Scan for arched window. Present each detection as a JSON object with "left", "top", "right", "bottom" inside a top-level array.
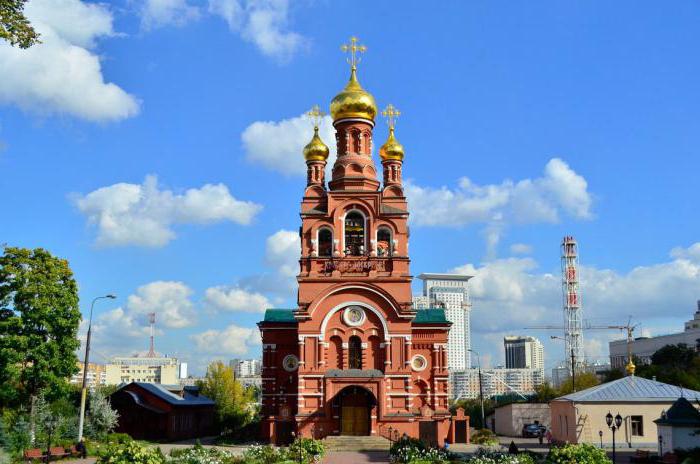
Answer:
[
  {"left": 377, "top": 227, "right": 392, "bottom": 257},
  {"left": 348, "top": 336, "right": 362, "bottom": 369},
  {"left": 318, "top": 228, "right": 333, "bottom": 257},
  {"left": 352, "top": 129, "right": 361, "bottom": 153},
  {"left": 344, "top": 211, "right": 365, "bottom": 256}
]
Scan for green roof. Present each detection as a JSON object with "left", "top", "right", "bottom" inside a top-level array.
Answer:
[
  {"left": 413, "top": 308, "right": 449, "bottom": 324},
  {"left": 262, "top": 309, "right": 297, "bottom": 323}
]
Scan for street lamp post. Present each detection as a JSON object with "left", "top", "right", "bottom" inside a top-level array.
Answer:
[
  {"left": 77, "top": 294, "right": 116, "bottom": 442},
  {"left": 468, "top": 349, "right": 485, "bottom": 429},
  {"left": 605, "top": 411, "right": 623, "bottom": 464},
  {"left": 598, "top": 430, "right": 603, "bottom": 448}
]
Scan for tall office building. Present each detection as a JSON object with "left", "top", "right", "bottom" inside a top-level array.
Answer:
[
  {"left": 413, "top": 273, "right": 473, "bottom": 370},
  {"left": 229, "top": 358, "right": 262, "bottom": 378},
  {"left": 504, "top": 336, "right": 544, "bottom": 371}
]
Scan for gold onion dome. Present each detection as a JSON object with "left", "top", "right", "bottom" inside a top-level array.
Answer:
[
  {"left": 330, "top": 67, "right": 377, "bottom": 122},
  {"left": 380, "top": 127, "right": 404, "bottom": 161},
  {"left": 303, "top": 126, "right": 330, "bottom": 161}
]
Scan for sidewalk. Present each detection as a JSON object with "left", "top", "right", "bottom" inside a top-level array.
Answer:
[{"left": 321, "top": 451, "right": 390, "bottom": 463}]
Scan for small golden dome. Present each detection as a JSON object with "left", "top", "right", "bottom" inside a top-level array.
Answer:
[
  {"left": 380, "top": 127, "right": 404, "bottom": 161},
  {"left": 303, "top": 126, "right": 330, "bottom": 161},
  {"left": 625, "top": 359, "right": 636, "bottom": 376},
  {"left": 330, "top": 68, "right": 377, "bottom": 122}
]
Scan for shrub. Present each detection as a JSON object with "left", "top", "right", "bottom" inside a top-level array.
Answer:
[
  {"left": 470, "top": 429, "right": 499, "bottom": 446},
  {"left": 287, "top": 437, "right": 325, "bottom": 463},
  {"left": 96, "top": 440, "right": 165, "bottom": 464},
  {"left": 167, "top": 444, "right": 243, "bottom": 464},
  {"left": 243, "top": 444, "right": 287, "bottom": 464},
  {"left": 389, "top": 436, "right": 453, "bottom": 463},
  {"left": 468, "top": 449, "right": 535, "bottom": 464},
  {"left": 547, "top": 443, "right": 611, "bottom": 464},
  {"left": 103, "top": 433, "right": 134, "bottom": 444}
]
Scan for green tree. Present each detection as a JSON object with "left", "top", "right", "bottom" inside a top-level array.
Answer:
[
  {"left": 557, "top": 371, "right": 600, "bottom": 395},
  {"left": 85, "top": 390, "right": 119, "bottom": 440},
  {"left": 534, "top": 381, "right": 558, "bottom": 402},
  {"left": 636, "top": 343, "right": 700, "bottom": 390},
  {"left": 0, "top": 247, "right": 81, "bottom": 436},
  {"left": 0, "top": 0, "right": 39, "bottom": 48},
  {"left": 198, "top": 361, "right": 256, "bottom": 434}
]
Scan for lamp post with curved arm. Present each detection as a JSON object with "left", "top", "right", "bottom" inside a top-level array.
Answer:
[
  {"left": 77, "top": 294, "right": 116, "bottom": 442},
  {"left": 468, "top": 349, "right": 485, "bottom": 428},
  {"left": 606, "top": 411, "right": 623, "bottom": 463}
]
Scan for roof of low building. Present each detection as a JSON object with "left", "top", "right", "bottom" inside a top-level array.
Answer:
[
  {"left": 262, "top": 308, "right": 297, "bottom": 323},
  {"left": 413, "top": 308, "right": 449, "bottom": 324},
  {"left": 654, "top": 397, "right": 700, "bottom": 426},
  {"left": 417, "top": 273, "right": 474, "bottom": 281},
  {"left": 128, "top": 382, "right": 215, "bottom": 406},
  {"left": 553, "top": 376, "right": 700, "bottom": 403}
]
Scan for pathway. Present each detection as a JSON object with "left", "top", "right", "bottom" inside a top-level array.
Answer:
[{"left": 321, "top": 451, "right": 391, "bottom": 464}]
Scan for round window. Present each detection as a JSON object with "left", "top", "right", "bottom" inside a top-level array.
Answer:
[
  {"left": 411, "top": 354, "right": 428, "bottom": 372},
  {"left": 283, "top": 354, "right": 299, "bottom": 372},
  {"left": 343, "top": 306, "right": 366, "bottom": 327}
]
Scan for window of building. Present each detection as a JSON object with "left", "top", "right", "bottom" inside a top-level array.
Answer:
[
  {"left": 377, "top": 227, "right": 392, "bottom": 257},
  {"left": 318, "top": 228, "right": 333, "bottom": 257},
  {"left": 348, "top": 336, "right": 362, "bottom": 369},
  {"left": 631, "top": 416, "right": 643, "bottom": 436},
  {"left": 344, "top": 212, "right": 365, "bottom": 256}
]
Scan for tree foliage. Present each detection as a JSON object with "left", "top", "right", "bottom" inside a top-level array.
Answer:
[
  {"left": 0, "top": 0, "right": 39, "bottom": 48},
  {"left": 637, "top": 343, "right": 700, "bottom": 390},
  {"left": 197, "top": 361, "right": 256, "bottom": 433},
  {"left": 556, "top": 372, "right": 600, "bottom": 396},
  {"left": 0, "top": 247, "right": 81, "bottom": 412},
  {"left": 86, "top": 390, "right": 119, "bottom": 440}
]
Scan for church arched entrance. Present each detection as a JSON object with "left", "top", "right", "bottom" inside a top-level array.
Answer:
[{"left": 335, "top": 386, "right": 375, "bottom": 436}]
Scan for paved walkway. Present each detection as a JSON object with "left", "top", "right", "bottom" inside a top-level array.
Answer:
[{"left": 321, "top": 451, "right": 390, "bottom": 463}]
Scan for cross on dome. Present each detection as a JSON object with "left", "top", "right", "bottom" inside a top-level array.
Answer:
[
  {"left": 306, "top": 104, "right": 325, "bottom": 128},
  {"left": 382, "top": 104, "right": 401, "bottom": 129},
  {"left": 341, "top": 36, "right": 367, "bottom": 70}
]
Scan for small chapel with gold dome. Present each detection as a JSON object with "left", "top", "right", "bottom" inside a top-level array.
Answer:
[{"left": 258, "top": 37, "right": 463, "bottom": 447}]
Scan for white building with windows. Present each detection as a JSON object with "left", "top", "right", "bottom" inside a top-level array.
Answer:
[
  {"left": 105, "top": 355, "right": 180, "bottom": 385},
  {"left": 450, "top": 368, "right": 544, "bottom": 400},
  {"left": 504, "top": 336, "right": 544, "bottom": 371},
  {"left": 413, "top": 273, "right": 473, "bottom": 371},
  {"left": 229, "top": 358, "right": 262, "bottom": 377}
]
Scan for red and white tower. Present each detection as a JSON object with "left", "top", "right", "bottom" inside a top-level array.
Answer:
[{"left": 561, "top": 236, "right": 584, "bottom": 373}]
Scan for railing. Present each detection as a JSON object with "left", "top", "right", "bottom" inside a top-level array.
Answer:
[{"left": 379, "top": 424, "right": 401, "bottom": 443}]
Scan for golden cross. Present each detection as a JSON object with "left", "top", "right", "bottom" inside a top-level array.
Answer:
[
  {"left": 341, "top": 36, "right": 367, "bottom": 69},
  {"left": 382, "top": 104, "right": 401, "bottom": 129},
  {"left": 306, "top": 104, "right": 325, "bottom": 128}
]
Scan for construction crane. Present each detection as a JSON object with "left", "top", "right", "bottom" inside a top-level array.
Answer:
[{"left": 526, "top": 320, "right": 639, "bottom": 384}]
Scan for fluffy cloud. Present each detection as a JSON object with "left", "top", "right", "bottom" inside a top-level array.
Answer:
[
  {"left": 242, "top": 114, "right": 336, "bottom": 175},
  {"left": 204, "top": 286, "right": 271, "bottom": 313},
  {"left": 126, "top": 281, "right": 196, "bottom": 328},
  {"left": 265, "top": 229, "right": 299, "bottom": 278},
  {"left": 454, "top": 242, "right": 700, "bottom": 368},
  {"left": 406, "top": 158, "right": 592, "bottom": 255},
  {"left": 209, "top": 0, "right": 305, "bottom": 62},
  {"left": 73, "top": 175, "right": 262, "bottom": 247},
  {"left": 141, "top": 0, "right": 200, "bottom": 29},
  {"left": 190, "top": 324, "right": 261, "bottom": 356},
  {"left": 0, "top": 0, "right": 139, "bottom": 121}
]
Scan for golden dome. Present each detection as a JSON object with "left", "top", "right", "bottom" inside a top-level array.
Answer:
[
  {"left": 303, "top": 126, "right": 330, "bottom": 161},
  {"left": 379, "top": 127, "right": 404, "bottom": 161},
  {"left": 625, "top": 359, "right": 636, "bottom": 376},
  {"left": 330, "top": 67, "right": 377, "bottom": 122}
]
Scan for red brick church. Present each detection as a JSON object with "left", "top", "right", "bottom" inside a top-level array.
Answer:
[{"left": 258, "top": 38, "right": 455, "bottom": 446}]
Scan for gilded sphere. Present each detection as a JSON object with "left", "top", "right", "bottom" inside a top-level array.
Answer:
[
  {"left": 379, "top": 128, "right": 404, "bottom": 161},
  {"left": 303, "top": 127, "right": 330, "bottom": 161},
  {"left": 330, "top": 68, "right": 377, "bottom": 122}
]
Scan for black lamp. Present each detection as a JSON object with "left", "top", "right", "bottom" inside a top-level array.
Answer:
[
  {"left": 606, "top": 412, "right": 613, "bottom": 427},
  {"left": 614, "top": 413, "right": 623, "bottom": 429}
]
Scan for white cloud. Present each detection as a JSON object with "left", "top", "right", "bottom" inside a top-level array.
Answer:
[
  {"left": 265, "top": 229, "right": 299, "bottom": 278},
  {"left": 190, "top": 324, "right": 261, "bottom": 356},
  {"left": 406, "top": 158, "right": 592, "bottom": 254},
  {"left": 0, "top": 0, "right": 139, "bottom": 121},
  {"left": 242, "top": 114, "right": 336, "bottom": 176},
  {"left": 209, "top": 0, "right": 305, "bottom": 62},
  {"left": 141, "top": 0, "right": 200, "bottom": 29},
  {"left": 453, "top": 242, "right": 700, "bottom": 369},
  {"left": 73, "top": 175, "right": 262, "bottom": 247},
  {"left": 510, "top": 243, "right": 533, "bottom": 255},
  {"left": 126, "top": 281, "right": 196, "bottom": 328},
  {"left": 204, "top": 286, "right": 272, "bottom": 313}
]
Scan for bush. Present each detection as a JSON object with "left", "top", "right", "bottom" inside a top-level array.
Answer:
[
  {"left": 167, "top": 444, "right": 243, "bottom": 464},
  {"left": 470, "top": 429, "right": 499, "bottom": 446},
  {"left": 468, "top": 449, "right": 535, "bottom": 464},
  {"left": 243, "top": 444, "right": 287, "bottom": 464},
  {"left": 104, "top": 433, "right": 134, "bottom": 444},
  {"left": 547, "top": 443, "right": 611, "bottom": 464},
  {"left": 96, "top": 440, "right": 165, "bottom": 464},
  {"left": 389, "top": 436, "right": 453, "bottom": 463},
  {"left": 287, "top": 437, "right": 325, "bottom": 463}
]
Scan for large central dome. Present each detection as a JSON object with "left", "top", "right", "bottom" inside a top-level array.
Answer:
[{"left": 330, "top": 67, "right": 377, "bottom": 122}]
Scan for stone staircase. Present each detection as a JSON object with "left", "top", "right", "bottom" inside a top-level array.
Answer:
[{"left": 322, "top": 435, "right": 391, "bottom": 452}]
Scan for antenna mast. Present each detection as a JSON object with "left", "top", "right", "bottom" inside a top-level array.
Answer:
[
  {"left": 562, "top": 236, "right": 584, "bottom": 374},
  {"left": 147, "top": 312, "right": 156, "bottom": 358}
]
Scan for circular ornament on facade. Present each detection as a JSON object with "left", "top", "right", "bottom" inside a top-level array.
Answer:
[
  {"left": 411, "top": 354, "right": 428, "bottom": 372},
  {"left": 283, "top": 354, "right": 299, "bottom": 372},
  {"left": 343, "top": 306, "right": 366, "bottom": 327}
]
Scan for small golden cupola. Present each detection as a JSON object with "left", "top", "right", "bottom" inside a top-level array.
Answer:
[
  {"left": 303, "top": 105, "right": 330, "bottom": 162},
  {"left": 380, "top": 104, "right": 404, "bottom": 161},
  {"left": 330, "top": 37, "right": 377, "bottom": 122}
]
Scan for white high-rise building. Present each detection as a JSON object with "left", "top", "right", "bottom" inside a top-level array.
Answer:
[
  {"left": 230, "top": 358, "right": 262, "bottom": 378},
  {"left": 413, "top": 273, "right": 473, "bottom": 371},
  {"left": 504, "top": 336, "right": 544, "bottom": 371}
]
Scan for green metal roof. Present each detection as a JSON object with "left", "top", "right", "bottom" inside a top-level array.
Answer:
[
  {"left": 262, "top": 309, "right": 297, "bottom": 323},
  {"left": 413, "top": 308, "right": 449, "bottom": 324}
]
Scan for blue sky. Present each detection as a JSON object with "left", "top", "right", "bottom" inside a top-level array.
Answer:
[{"left": 1, "top": 0, "right": 699, "bottom": 375}]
